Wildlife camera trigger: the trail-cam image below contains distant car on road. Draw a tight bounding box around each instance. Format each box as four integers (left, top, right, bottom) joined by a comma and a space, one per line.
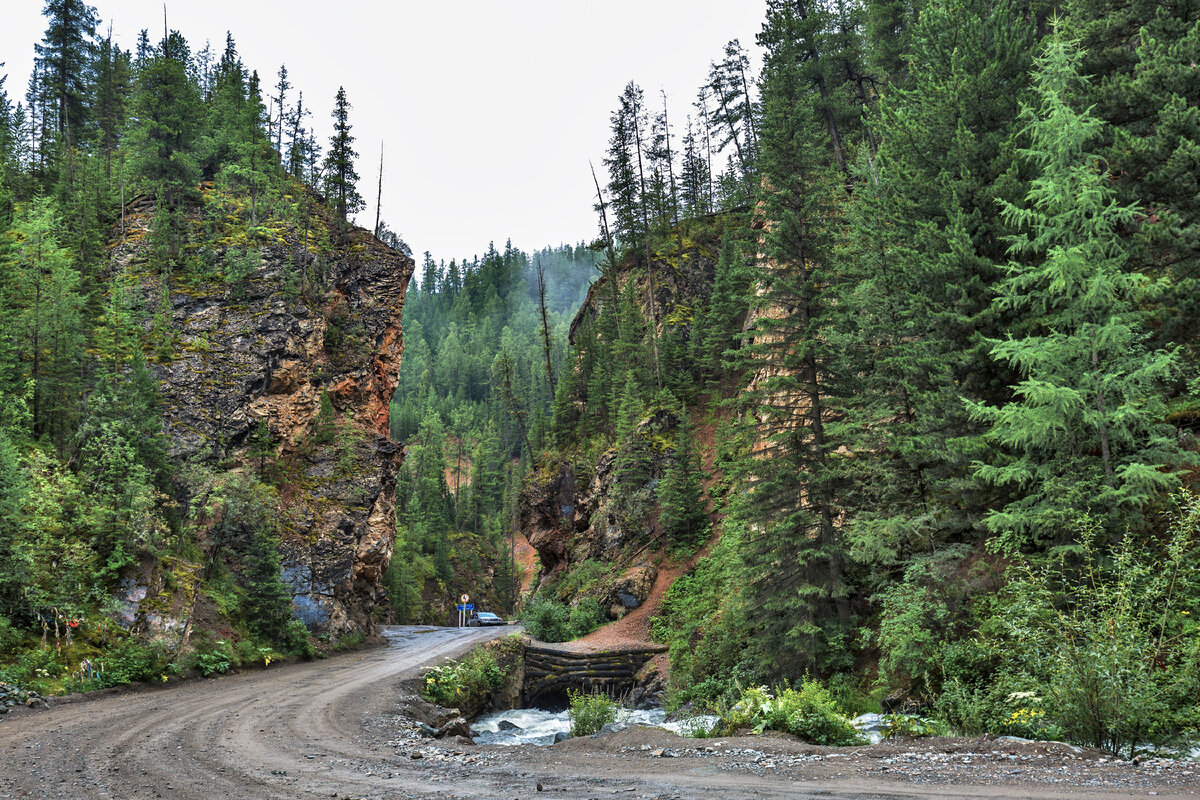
467, 611, 506, 627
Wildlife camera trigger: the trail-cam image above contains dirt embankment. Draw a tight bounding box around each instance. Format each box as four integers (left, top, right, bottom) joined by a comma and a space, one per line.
1, 626, 1196, 800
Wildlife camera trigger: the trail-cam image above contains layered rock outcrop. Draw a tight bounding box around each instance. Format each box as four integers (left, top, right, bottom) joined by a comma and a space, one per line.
110, 193, 413, 633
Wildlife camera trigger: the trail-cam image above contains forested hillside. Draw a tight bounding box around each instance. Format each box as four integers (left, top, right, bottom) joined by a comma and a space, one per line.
0, 1, 412, 692
383, 242, 598, 623
523, 0, 1200, 753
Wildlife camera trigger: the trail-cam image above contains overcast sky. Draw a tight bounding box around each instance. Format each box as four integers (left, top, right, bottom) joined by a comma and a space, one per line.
1, 1, 765, 264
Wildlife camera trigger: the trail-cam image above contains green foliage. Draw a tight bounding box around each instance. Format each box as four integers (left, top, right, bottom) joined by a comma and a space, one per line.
520, 597, 572, 643
0, 646, 67, 693
652, 515, 748, 691
241, 527, 292, 647
130, 32, 203, 197
92, 638, 171, 688
968, 32, 1189, 544
285, 619, 317, 660
422, 645, 505, 708
977, 497, 1200, 754
313, 390, 336, 444
880, 714, 949, 739
568, 597, 607, 638
224, 247, 259, 296
188, 633, 235, 681
322, 87, 362, 223
657, 411, 708, 549
567, 688, 618, 736
0, 615, 21, 656
719, 681, 865, 746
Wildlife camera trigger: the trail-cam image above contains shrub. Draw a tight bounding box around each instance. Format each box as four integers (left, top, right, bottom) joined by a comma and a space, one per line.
94, 639, 171, 687
881, 713, 950, 739
0, 615, 21, 656
423, 645, 505, 708
0, 646, 66, 691
285, 619, 317, 660
567, 688, 618, 736
521, 597, 571, 642
981, 497, 1200, 754
720, 681, 865, 746
189, 636, 234, 677
568, 597, 607, 638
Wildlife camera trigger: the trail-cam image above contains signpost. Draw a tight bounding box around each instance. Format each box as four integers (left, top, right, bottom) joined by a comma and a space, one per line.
457, 595, 470, 627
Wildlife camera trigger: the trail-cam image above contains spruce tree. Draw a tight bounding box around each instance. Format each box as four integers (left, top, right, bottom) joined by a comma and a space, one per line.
323, 86, 362, 223
611, 371, 653, 526
834, 0, 1034, 576
34, 0, 98, 148
130, 31, 202, 199
969, 33, 1189, 544
6, 197, 85, 453
243, 526, 292, 645
657, 411, 708, 548
734, 0, 858, 676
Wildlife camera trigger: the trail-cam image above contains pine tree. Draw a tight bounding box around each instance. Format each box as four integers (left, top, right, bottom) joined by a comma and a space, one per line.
705, 39, 758, 189
5, 197, 85, 453
833, 0, 1035, 576
734, 0, 856, 676
657, 411, 708, 547
270, 64, 290, 156
130, 30, 202, 199
969, 32, 1189, 544
1067, 0, 1200, 353
611, 371, 654, 526
34, 0, 98, 149
323, 86, 362, 223
604, 85, 642, 250
242, 524, 292, 645
91, 28, 131, 181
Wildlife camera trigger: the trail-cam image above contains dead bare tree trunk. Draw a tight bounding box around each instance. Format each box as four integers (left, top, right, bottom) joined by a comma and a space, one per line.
374, 140, 384, 238
536, 258, 556, 395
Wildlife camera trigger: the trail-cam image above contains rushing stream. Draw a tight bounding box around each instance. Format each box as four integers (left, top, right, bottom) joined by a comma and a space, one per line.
471, 707, 720, 746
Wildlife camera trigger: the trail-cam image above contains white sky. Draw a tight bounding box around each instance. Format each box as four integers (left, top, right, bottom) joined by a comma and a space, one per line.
1, 1, 764, 264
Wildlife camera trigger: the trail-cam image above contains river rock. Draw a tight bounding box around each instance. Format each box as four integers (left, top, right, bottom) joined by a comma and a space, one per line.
497, 719, 522, 731
436, 716, 473, 739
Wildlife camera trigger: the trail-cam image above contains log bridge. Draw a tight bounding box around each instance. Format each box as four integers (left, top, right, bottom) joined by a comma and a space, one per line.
522, 643, 667, 707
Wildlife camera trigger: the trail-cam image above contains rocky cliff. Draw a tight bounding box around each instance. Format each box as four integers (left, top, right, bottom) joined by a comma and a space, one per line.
520, 226, 725, 617
110, 191, 413, 634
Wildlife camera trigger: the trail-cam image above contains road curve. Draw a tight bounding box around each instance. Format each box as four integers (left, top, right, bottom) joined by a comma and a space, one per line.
0, 626, 509, 800
2, 626, 1192, 800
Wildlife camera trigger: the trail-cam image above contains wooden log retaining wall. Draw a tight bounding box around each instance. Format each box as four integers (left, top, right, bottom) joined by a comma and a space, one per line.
522, 643, 667, 706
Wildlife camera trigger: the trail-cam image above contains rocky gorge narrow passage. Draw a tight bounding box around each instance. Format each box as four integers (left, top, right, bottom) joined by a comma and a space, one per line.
2, 627, 1197, 800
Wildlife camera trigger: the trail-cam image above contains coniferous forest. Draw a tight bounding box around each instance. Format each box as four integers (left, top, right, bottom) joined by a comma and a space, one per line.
1, 0, 1200, 763
514, 0, 1200, 754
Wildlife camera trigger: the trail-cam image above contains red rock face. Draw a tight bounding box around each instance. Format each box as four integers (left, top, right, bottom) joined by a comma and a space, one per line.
112, 195, 414, 635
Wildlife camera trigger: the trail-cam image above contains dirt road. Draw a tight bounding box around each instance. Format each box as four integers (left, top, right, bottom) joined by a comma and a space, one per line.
1, 626, 1196, 800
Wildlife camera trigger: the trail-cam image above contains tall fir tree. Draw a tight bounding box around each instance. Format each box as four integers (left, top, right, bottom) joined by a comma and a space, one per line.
323, 86, 362, 223
34, 0, 98, 150
969, 32, 1189, 545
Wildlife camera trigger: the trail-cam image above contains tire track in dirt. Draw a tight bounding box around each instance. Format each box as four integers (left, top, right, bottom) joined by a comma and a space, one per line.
2, 625, 1195, 800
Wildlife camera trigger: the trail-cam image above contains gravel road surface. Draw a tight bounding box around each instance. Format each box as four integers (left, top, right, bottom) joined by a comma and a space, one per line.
1, 626, 1196, 800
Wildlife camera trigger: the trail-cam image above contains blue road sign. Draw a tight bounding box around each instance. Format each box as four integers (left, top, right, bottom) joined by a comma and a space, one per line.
456, 604, 475, 611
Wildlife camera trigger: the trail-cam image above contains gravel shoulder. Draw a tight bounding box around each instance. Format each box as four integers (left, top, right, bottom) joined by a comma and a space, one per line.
1, 626, 1197, 800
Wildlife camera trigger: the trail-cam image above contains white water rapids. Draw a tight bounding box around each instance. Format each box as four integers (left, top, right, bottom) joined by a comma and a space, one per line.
471, 707, 720, 746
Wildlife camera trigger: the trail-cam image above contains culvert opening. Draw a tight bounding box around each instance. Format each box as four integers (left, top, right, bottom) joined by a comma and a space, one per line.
469, 642, 678, 745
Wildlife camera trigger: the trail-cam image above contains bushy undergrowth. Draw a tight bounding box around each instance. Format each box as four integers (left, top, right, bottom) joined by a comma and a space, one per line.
568, 597, 607, 638
719, 681, 865, 745
522, 592, 609, 642
422, 645, 505, 708
567, 688, 618, 736
521, 597, 571, 642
